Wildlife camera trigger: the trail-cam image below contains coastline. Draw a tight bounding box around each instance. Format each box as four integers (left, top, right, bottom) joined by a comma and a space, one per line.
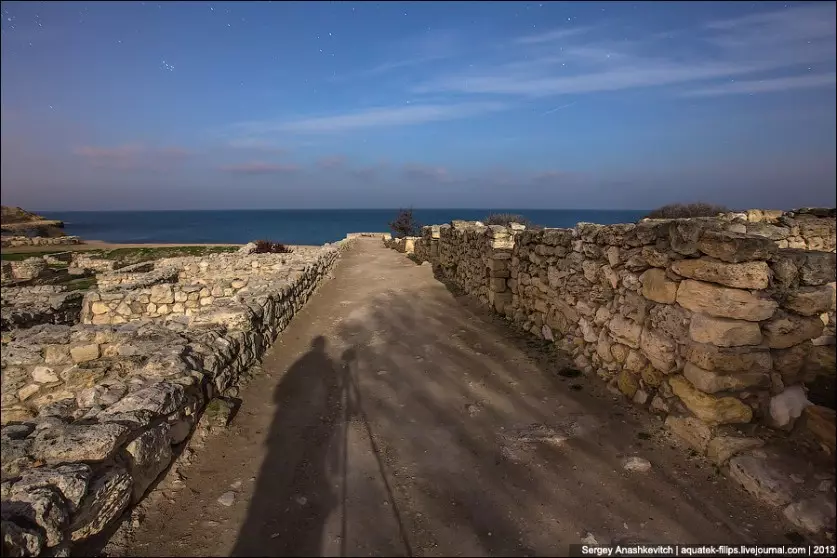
0, 239, 244, 254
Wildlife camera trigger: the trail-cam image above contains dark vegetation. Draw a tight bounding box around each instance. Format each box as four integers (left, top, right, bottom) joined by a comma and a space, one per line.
389, 208, 422, 238
253, 240, 294, 254
483, 213, 542, 229
643, 203, 730, 220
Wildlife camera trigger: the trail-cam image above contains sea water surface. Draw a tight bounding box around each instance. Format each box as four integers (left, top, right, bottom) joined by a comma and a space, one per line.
37, 209, 648, 246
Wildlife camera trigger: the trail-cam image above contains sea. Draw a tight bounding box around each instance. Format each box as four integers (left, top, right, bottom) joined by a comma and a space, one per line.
36, 209, 649, 246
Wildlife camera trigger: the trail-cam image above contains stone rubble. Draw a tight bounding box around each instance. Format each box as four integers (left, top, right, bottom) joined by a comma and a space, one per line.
388, 208, 836, 539
1, 238, 353, 555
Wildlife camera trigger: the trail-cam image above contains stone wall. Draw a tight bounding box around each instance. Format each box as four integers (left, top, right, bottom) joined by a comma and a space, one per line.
387, 209, 837, 534
0, 236, 80, 248
0, 286, 84, 332
0, 240, 352, 556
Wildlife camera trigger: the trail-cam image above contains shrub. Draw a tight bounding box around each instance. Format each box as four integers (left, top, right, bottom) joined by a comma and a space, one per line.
643, 203, 730, 220
253, 240, 294, 254
483, 213, 532, 228
389, 208, 422, 238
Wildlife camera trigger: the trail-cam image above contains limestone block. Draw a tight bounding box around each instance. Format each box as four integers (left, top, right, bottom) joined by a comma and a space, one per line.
2, 487, 67, 547
706, 435, 763, 465
768, 385, 810, 428
30, 423, 131, 465
124, 424, 172, 503
639, 327, 676, 372
665, 415, 712, 453
69, 344, 100, 363
640, 268, 677, 304
31, 366, 59, 383
668, 375, 753, 424
670, 258, 770, 289
761, 311, 824, 349
688, 314, 762, 347
149, 284, 174, 304
803, 405, 836, 454
684, 342, 771, 373
783, 285, 835, 317
728, 455, 796, 508
696, 230, 776, 263
607, 315, 642, 349
683, 362, 768, 394
784, 495, 837, 535
11, 464, 92, 514
69, 467, 133, 542
676, 279, 777, 321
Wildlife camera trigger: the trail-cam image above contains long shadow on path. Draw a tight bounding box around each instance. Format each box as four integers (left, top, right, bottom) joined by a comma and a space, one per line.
231, 336, 344, 557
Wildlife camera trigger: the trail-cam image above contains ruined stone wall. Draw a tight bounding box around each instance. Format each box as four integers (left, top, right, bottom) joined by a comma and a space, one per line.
0, 286, 84, 332
0, 236, 81, 248
392, 209, 836, 437
0, 240, 352, 556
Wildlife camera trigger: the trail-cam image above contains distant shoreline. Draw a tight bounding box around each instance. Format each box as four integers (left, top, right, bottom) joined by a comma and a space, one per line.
0, 240, 243, 254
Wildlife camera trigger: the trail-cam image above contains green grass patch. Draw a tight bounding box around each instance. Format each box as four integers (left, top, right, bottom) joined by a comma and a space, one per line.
0, 250, 70, 261
102, 245, 238, 268
65, 276, 98, 292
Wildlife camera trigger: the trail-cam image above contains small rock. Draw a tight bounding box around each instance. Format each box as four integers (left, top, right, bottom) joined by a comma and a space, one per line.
295, 495, 308, 506
580, 532, 599, 545
32, 366, 60, 384
230, 480, 242, 490
784, 494, 837, 534
622, 457, 652, 472
217, 491, 235, 507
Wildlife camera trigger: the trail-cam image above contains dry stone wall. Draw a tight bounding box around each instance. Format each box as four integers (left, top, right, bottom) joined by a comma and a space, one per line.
0, 240, 352, 556
390, 209, 836, 536
1, 236, 81, 248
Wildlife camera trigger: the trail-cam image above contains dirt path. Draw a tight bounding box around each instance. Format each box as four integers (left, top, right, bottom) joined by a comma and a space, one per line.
106, 238, 794, 557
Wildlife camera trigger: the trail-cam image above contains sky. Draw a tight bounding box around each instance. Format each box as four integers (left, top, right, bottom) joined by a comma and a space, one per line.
1, 1, 835, 211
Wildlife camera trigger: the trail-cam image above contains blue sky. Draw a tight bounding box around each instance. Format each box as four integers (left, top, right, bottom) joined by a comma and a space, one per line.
1, 1, 835, 210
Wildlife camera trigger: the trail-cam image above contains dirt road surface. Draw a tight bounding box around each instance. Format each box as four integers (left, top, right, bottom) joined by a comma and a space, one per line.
102, 238, 794, 557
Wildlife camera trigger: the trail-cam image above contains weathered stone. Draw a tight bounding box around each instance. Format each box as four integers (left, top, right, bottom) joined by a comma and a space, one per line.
676, 280, 777, 321
204, 397, 236, 427
784, 494, 837, 534
98, 382, 185, 419
622, 457, 652, 472
668, 375, 753, 425
684, 342, 771, 373
761, 311, 824, 349
671, 258, 770, 289
30, 423, 130, 464
42, 345, 70, 366
697, 230, 776, 263
803, 405, 836, 454
69, 344, 100, 364
640, 269, 677, 304
771, 343, 811, 385
607, 315, 642, 349
706, 436, 764, 465
683, 363, 768, 394
639, 327, 676, 372
728, 454, 797, 508
1, 519, 44, 557
124, 424, 172, 503
2, 486, 67, 547
784, 285, 835, 316
12, 464, 91, 513
69, 468, 133, 542
31, 366, 59, 384
768, 385, 810, 428
149, 285, 174, 304
665, 415, 712, 453
617, 370, 638, 398
16, 384, 40, 401
688, 314, 762, 347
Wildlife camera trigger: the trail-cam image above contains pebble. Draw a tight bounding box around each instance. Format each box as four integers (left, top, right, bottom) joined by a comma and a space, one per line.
581, 532, 599, 545
230, 480, 243, 489
623, 457, 652, 472
217, 491, 236, 507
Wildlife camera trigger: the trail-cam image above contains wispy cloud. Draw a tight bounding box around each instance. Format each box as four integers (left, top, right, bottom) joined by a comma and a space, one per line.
219, 161, 299, 175
415, 3, 836, 99
227, 138, 287, 154
317, 155, 347, 169
403, 164, 451, 182
234, 102, 506, 135
541, 102, 577, 116
683, 72, 837, 97
515, 25, 596, 45
73, 144, 191, 170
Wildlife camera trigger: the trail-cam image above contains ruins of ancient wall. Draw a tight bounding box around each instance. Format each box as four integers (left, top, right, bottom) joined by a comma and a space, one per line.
386, 209, 836, 533
0, 236, 81, 248
0, 240, 352, 556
